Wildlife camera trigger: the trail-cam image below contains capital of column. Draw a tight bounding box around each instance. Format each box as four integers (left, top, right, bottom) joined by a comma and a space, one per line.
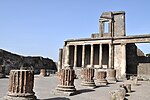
121, 43, 126, 46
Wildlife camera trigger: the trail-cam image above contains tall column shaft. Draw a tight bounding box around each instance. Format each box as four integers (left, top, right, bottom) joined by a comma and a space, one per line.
90, 44, 94, 67
99, 21, 104, 37
121, 44, 126, 77
65, 45, 70, 67
74, 45, 77, 67
109, 43, 114, 69
82, 45, 85, 67
58, 48, 63, 72
99, 44, 102, 68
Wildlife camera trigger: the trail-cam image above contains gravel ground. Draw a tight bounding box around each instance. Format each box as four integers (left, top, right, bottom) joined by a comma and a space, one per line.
0, 75, 150, 100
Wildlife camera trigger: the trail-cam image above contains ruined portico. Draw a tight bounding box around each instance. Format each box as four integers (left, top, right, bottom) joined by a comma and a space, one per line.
58, 11, 150, 79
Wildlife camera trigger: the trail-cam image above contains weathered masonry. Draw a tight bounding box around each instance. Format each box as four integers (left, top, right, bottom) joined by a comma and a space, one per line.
58, 11, 150, 79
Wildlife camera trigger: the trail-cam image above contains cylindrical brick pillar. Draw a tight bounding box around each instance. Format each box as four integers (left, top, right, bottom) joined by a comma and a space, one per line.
106, 69, 117, 83
97, 70, 107, 85
40, 69, 46, 77
81, 68, 96, 88
4, 70, 36, 100
56, 68, 76, 95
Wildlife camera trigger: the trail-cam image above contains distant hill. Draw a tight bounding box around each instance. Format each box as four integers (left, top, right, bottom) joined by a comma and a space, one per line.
0, 49, 57, 74
146, 53, 150, 57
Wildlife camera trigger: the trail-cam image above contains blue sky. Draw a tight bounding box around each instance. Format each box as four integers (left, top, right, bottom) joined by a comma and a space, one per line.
0, 0, 150, 61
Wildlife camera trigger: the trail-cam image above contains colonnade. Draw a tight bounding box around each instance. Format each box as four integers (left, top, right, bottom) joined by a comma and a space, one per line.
64, 43, 114, 69
58, 42, 127, 77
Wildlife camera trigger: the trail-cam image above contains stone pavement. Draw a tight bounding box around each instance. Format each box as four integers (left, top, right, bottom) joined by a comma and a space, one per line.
0, 75, 150, 100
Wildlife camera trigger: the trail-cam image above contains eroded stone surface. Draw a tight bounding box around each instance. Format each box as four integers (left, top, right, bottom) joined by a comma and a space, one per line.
4, 70, 36, 100
97, 69, 107, 85
81, 68, 96, 88
56, 68, 76, 95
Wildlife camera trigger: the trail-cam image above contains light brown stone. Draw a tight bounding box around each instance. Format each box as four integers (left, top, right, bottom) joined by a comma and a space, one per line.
120, 84, 131, 93
106, 69, 117, 83
97, 70, 107, 85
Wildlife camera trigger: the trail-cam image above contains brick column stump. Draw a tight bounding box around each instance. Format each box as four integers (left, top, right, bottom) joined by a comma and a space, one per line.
106, 69, 117, 83
4, 70, 36, 100
81, 68, 96, 88
97, 69, 107, 85
56, 68, 76, 96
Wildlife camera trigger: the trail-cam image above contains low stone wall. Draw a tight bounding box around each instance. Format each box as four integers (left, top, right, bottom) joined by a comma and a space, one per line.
138, 63, 150, 79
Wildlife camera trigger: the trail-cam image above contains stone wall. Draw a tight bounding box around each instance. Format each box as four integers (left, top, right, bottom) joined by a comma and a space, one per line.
0, 49, 57, 74
114, 44, 122, 78
126, 44, 138, 75
126, 44, 150, 77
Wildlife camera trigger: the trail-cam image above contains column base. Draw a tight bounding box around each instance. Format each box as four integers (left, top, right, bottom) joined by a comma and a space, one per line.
55, 85, 76, 96
97, 79, 108, 85
4, 95, 37, 100
106, 77, 117, 84
81, 81, 96, 89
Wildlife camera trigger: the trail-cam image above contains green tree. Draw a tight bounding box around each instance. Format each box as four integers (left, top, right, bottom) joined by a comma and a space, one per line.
146, 53, 150, 57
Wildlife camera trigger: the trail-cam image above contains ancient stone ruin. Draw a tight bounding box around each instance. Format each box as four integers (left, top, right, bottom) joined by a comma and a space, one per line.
58, 11, 150, 80
56, 67, 76, 96
81, 68, 96, 88
4, 69, 36, 100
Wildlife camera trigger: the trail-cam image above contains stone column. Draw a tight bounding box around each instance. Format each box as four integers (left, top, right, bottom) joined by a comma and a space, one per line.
109, 43, 114, 69
99, 21, 104, 37
74, 45, 77, 68
82, 45, 85, 67
40, 69, 46, 77
81, 68, 96, 88
121, 43, 126, 78
56, 68, 76, 95
99, 44, 102, 68
58, 48, 63, 72
65, 45, 70, 68
90, 44, 94, 68
97, 69, 107, 85
106, 69, 117, 83
4, 70, 36, 100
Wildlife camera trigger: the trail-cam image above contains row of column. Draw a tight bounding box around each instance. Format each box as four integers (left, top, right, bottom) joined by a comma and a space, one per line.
65, 43, 114, 69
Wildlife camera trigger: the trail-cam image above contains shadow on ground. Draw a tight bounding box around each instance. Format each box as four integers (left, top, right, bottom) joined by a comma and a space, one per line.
75, 89, 95, 95
96, 85, 109, 88
124, 98, 128, 100
38, 97, 70, 100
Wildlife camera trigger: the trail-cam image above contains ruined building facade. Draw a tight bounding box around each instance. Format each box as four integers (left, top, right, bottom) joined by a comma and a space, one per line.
58, 11, 150, 79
